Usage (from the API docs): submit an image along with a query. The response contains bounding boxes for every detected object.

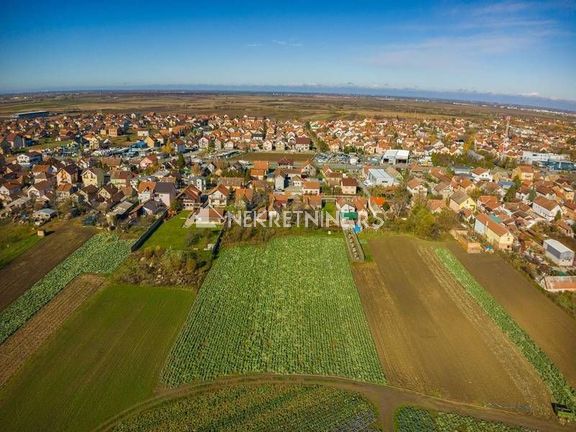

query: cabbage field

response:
[109,383,379,432]
[394,406,536,432]
[0,234,131,343]
[162,236,385,386]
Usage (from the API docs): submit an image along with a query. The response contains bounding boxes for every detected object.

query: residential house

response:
[110,170,133,187]
[194,206,225,226]
[302,180,321,195]
[471,167,493,183]
[513,165,535,183]
[302,195,322,211]
[427,199,446,214]
[181,185,202,210]
[274,172,286,191]
[433,182,453,200]
[207,184,230,207]
[474,213,514,251]
[250,168,266,181]
[137,181,156,203]
[82,167,105,188]
[406,178,427,197]
[340,177,358,195]
[56,165,79,185]
[17,151,42,166]
[532,196,561,221]
[300,161,317,178]
[477,195,500,212]
[294,137,311,152]
[449,190,476,213]
[218,177,244,191]
[139,155,158,170]
[235,188,254,209]
[188,176,206,192]
[155,182,177,208]
[27,181,51,199]
[56,183,75,201]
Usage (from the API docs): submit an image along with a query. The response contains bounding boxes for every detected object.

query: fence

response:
[130,209,168,252]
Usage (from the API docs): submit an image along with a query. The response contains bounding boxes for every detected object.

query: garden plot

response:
[162,236,385,387]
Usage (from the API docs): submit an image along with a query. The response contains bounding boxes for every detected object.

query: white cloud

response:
[366,34,535,68]
[272,39,303,47]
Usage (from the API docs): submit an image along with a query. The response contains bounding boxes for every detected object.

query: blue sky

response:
[0,0,575,101]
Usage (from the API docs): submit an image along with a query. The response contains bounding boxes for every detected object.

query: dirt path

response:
[353,236,551,418]
[95,374,575,432]
[0,274,106,387]
[449,244,576,388]
[0,224,95,311]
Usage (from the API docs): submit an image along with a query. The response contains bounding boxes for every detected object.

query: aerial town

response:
[3,0,576,430]
[2,110,576,293]
[1,100,576,432]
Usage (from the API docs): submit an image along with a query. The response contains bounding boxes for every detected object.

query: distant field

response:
[0,92,557,120]
[231,151,315,162]
[162,236,385,386]
[353,235,551,417]
[0,223,41,270]
[0,284,195,432]
[103,383,379,432]
[0,223,94,311]
[448,244,576,388]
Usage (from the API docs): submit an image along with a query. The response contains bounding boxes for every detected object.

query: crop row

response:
[394,406,535,431]
[435,248,576,410]
[111,383,379,431]
[162,236,386,386]
[0,234,131,344]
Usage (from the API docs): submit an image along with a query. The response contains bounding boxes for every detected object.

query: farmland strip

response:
[436,247,576,410]
[0,234,131,344]
[0,274,105,386]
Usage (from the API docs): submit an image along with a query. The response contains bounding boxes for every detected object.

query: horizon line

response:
[2,84,575,113]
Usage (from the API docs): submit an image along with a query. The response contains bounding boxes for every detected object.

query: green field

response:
[394,406,535,432]
[162,236,385,386]
[143,212,219,252]
[107,383,379,432]
[0,284,195,432]
[0,223,41,269]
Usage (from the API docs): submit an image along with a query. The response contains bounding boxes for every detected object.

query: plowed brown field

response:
[353,235,552,417]
[448,244,576,388]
